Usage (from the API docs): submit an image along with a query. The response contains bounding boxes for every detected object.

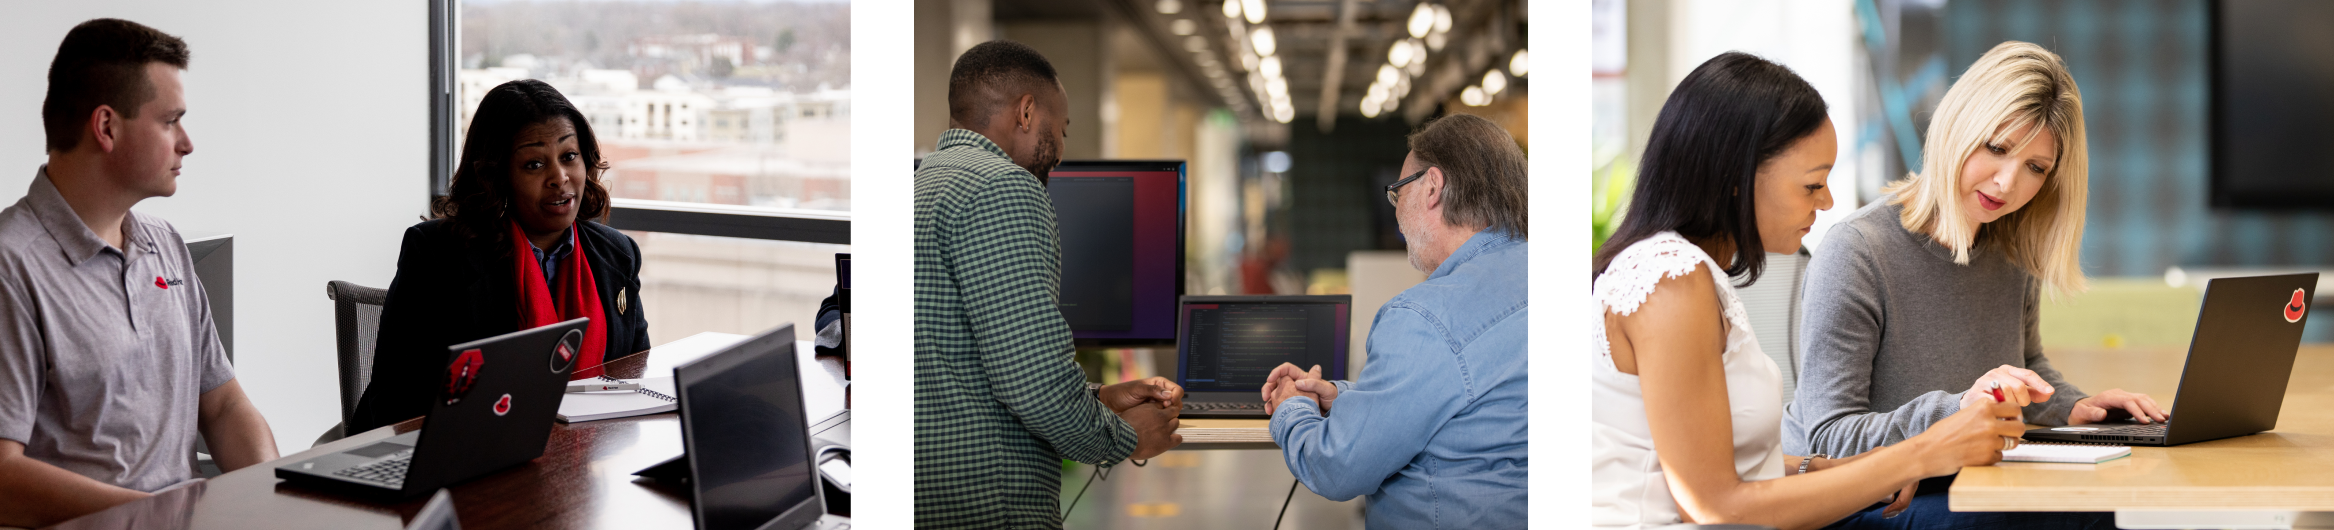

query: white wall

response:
[0,1,424,452]
[1669,0,1865,252]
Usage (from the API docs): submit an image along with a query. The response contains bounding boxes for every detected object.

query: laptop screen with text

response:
[1176,297,1350,393]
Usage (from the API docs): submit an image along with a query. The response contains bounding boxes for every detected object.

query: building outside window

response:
[454,0,851,340]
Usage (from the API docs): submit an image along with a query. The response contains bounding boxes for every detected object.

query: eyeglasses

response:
[1385,168,1429,206]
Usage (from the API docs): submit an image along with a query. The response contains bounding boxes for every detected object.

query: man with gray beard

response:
[1260,114,1530,529]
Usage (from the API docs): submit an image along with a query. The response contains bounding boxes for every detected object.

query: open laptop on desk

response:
[1174,295,1350,419]
[2025,273,2316,446]
[634,324,848,530]
[274,318,587,497]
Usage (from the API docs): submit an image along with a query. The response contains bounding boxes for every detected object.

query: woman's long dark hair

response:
[431,79,612,249]
[1593,52,1828,288]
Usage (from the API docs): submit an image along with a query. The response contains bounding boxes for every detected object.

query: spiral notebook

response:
[2001,442,2131,464]
[556,376,677,422]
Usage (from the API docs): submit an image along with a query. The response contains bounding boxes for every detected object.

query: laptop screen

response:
[677,327,820,530]
[1175,297,1350,393]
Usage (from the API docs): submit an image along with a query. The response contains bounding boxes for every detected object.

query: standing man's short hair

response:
[947,40,1059,129]
[42,18,190,154]
[1409,113,1529,239]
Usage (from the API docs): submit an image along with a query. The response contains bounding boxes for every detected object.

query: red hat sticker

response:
[549,328,584,374]
[493,394,513,416]
[445,348,484,405]
[2287,288,2309,323]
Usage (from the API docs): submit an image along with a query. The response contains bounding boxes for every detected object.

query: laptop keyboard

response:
[332,449,415,486]
[1182,401,1264,412]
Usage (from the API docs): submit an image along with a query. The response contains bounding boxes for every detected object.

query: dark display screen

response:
[1177,302,1348,392]
[681,337,816,530]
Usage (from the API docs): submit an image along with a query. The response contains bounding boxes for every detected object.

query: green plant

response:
[1591,160,1636,255]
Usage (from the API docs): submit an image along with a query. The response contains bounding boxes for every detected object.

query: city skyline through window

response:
[458,0,851,340]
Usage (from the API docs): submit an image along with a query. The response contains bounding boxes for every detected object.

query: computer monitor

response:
[1047,160,1186,345]
[673,325,827,530]
[186,234,233,363]
[835,253,849,359]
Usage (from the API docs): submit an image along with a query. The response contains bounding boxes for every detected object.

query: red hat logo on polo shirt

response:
[493,394,513,416]
[2287,288,2309,323]
[155,276,167,289]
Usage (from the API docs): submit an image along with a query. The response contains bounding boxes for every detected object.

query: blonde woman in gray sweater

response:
[1787,41,2163,524]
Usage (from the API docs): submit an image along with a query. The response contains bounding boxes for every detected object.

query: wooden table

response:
[1951,345,2334,519]
[41,338,850,530]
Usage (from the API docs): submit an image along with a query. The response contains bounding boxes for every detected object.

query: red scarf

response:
[513,222,608,380]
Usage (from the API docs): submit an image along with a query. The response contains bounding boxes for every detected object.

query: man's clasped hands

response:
[1100,361,1338,462]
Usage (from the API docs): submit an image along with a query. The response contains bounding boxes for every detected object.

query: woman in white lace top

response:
[1590,52,2035,530]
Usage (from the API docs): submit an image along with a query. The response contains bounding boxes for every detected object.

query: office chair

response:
[314,280,388,447]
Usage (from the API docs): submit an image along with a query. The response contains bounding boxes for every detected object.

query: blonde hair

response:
[1884,41,2089,298]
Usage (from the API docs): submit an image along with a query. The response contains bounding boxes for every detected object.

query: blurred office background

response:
[1594,0,2334,405]
[0,0,848,454]
[916,0,1525,527]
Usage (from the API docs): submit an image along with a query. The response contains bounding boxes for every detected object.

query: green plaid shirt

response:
[915,129,1138,528]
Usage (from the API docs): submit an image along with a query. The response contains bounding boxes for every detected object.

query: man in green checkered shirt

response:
[915,40,1186,528]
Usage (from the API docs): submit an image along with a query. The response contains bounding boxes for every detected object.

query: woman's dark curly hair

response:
[430,79,611,247]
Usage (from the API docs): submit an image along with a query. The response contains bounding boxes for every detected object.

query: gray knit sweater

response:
[1782,200,2088,457]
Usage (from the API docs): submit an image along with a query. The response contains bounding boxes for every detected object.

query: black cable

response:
[1061,456,1151,520]
[1063,464,1106,518]
[1272,477,1300,530]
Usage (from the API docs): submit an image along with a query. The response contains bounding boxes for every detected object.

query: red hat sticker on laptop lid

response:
[2287,288,2309,323]
[445,348,484,405]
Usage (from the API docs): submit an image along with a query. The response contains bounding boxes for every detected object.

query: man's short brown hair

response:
[1409,113,1528,239]
[43,18,190,153]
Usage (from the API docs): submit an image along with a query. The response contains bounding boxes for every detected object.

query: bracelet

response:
[1799,453,1827,476]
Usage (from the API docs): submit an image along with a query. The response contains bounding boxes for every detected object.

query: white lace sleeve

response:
[1591,233,1720,359]
[1594,234,1717,316]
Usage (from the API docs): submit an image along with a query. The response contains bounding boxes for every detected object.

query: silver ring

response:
[2001,436,2019,451]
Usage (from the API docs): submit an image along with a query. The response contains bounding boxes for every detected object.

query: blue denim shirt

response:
[1270,229,1528,529]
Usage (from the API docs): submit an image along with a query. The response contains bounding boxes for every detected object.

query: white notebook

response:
[2002,442,2131,464]
[556,376,677,423]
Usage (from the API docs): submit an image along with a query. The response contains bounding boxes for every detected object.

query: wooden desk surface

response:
[1179,418,1272,445]
[42,340,851,530]
[1951,345,2334,511]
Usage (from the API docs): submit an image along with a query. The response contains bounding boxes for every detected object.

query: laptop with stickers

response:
[275,318,590,497]
[2023,273,2316,446]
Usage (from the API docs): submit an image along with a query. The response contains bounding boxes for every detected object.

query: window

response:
[624,232,849,341]
[447,0,851,214]
[436,0,850,336]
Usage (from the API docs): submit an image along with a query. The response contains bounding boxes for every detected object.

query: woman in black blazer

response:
[350,79,650,434]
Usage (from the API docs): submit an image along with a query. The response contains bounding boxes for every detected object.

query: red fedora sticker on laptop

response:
[549,329,585,374]
[493,394,513,416]
[445,349,484,405]
[2288,288,2309,323]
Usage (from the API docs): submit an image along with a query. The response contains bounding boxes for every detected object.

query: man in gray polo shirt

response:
[0,19,278,528]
